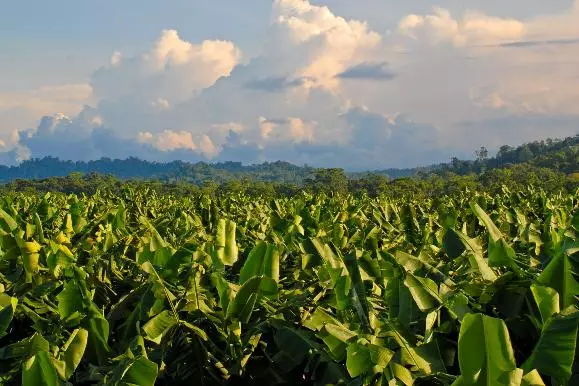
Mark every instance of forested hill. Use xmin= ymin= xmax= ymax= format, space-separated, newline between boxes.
xmin=436 ymin=134 xmax=578 ymax=176
xmin=0 ymin=158 xmax=313 ymax=184
xmin=0 ymin=134 xmax=577 ymax=184
xmin=0 ymin=157 xmax=413 ymax=184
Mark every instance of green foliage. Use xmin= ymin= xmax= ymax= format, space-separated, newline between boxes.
xmin=305 ymin=168 xmax=349 ymax=195
xmin=0 ymin=186 xmax=577 ymax=385
xmin=453 ymin=313 xmax=519 ymax=385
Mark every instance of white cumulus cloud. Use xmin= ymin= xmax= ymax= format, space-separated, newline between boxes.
xmin=259 ymin=116 xmax=315 ymax=143
xmin=91 ymin=29 xmax=241 ymax=104
xmin=267 ymin=0 xmax=384 ymax=90
xmin=399 ymin=7 xmax=525 ymax=46
xmin=138 ymin=129 xmax=197 ymax=152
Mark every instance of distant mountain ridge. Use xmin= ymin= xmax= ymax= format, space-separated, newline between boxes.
xmin=0 ymin=134 xmax=577 ymax=184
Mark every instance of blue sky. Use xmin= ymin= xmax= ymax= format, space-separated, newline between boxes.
xmin=1 ymin=0 xmax=578 ymax=169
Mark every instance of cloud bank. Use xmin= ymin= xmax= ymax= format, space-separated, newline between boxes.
xmin=1 ymin=0 xmax=578 ymax=169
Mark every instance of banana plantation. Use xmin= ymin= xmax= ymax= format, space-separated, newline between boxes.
xmin=0 ymin=186 xmax=577 ymax=385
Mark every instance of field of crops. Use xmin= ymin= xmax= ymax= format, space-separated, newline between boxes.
xmin=0 ymin=187 xmax=578 ymax=385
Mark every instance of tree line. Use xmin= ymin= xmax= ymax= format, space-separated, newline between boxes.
xmin=1 ymin=134 xmax=577 ymax=197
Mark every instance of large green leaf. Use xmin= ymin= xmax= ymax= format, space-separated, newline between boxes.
xmin=273 ymin=327 xmax=314 ymax=371
xmin=53 ymin=328 xmax=88 ymax=381
xmin=521 ymin=370 xmax=545 ymax=386
xmin=107 ymin=336 xmax=159 ymax=386
xmin=404 ymin=272 xmax=442 ymax=312
xmin=82 ymin=314 xmax=111 ymax=365
xmin=530 ymin=284 xmax=559 ymax=323
xmin=212 ymin=273 xmax=235 ymax=313
xmin=0 ymin=333 xmax=50 ymax=361
xmin=22 ymin=351 xmax=59 ymax=386
xmin=227 ymin=276 xmax=272 ymax=322
xmin=403 ymin=340 xmax=447 ymax=374
xmin=310 ymin=238 xmax=343 ymax=270
xmin=452 ymin=313 xmax=519 ymax=386
xmin=309 ymin=239 xmax=351 ymax=310
xmin=488 ymin=239 xmax=518 ymax=269
xmin=470 ymin=202 xmax=502 ymax=237
xmin=346 ymin=341 xmax=394 ymax=378
xmin=0 ymin=207 xmax=18 ymax=233
xmin=120 ymin=356 xmax=159 ymax=386
xmin=537 ymin=251 xmax=579 ymax=309
xmin=522 ymin=307 xmax=579 ymax=383
xmin=136 ymin=225 xmax=174 ymax=268
xmin=444 ymin=229 xmax=497 ymax=281
xmin=343 ymin=250 xmax=371 ymax=331
xmin=346 ymin=342 xmax=372 ymax=378
xmin=386 ymin=362 xmax=414 ymax=386
xmin=142 ymin=310 xmax=178 ymax=344
xmin=239 ymin=241 xmax=280 ymax=293
xmin=303 ymin=308 xmax=344 ymax=332
xmin=56 ymin=280 xmax=85 ymax=320
xmin=393 ymin=251 xmax=452 ymax=285
xmin=62 ymin=328 xmax=88 ymax=379
xmin=443 ymin=228 xmax=466 ymax=259
xmin=318 ymin=323 xmax=357 ymax=360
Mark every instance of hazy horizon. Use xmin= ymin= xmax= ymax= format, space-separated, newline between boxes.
xmin=1 ymin=0 xmax=578 ymax=169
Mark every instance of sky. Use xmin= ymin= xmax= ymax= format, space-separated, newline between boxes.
xmin=0 ymin=0 xmax=578 ymax=170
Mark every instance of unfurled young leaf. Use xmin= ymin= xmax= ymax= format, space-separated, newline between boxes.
xmin=215 ymin=218 xmax=238 ymax=266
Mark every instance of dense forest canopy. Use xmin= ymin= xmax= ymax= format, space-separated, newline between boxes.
xmin=1 ymin=135 xmax=576 ymax=185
